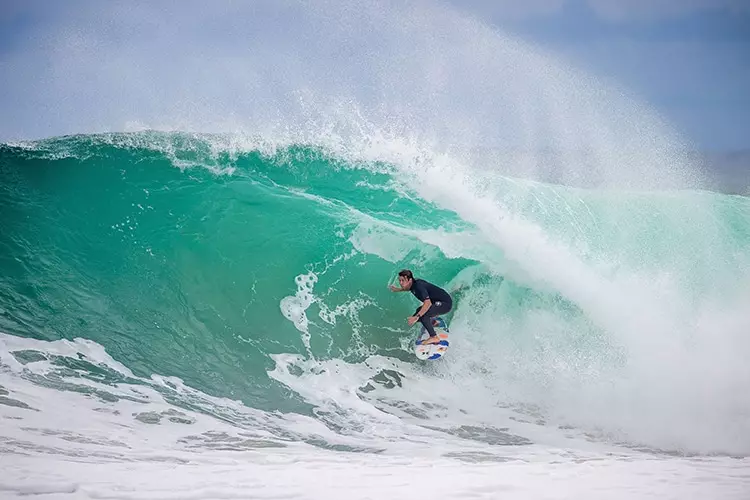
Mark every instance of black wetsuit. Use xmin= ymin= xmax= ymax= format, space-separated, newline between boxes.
xmin=410 ymin=279 xmax=453 ymax=337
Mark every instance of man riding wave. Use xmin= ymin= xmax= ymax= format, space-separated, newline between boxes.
xmin=389 ymin=269 xmax=453 ymax=345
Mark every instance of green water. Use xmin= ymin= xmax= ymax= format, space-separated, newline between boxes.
xmin=0 ymin=133 xmax=472 ymax=410
xmin=1 ymin=131 xmax=749 ymax=422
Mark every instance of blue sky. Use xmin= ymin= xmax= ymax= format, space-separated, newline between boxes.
xmin=0 ymin=0 xmax=747 ymax=154
xmin=446 ymin=0 xmax=749 ymax=152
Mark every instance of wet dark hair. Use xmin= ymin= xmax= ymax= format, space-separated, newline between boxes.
xmin=398 ymin=269 xmax=414 ymax=280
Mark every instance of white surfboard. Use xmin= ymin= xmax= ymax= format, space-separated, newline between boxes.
xmin=414 ymin=316 xmax=450 ymax=360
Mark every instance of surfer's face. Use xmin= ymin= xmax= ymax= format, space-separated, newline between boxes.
xmin=398 ymin=276 xmax=412 ymax=289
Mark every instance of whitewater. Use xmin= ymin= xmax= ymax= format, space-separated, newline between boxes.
xmin=1 ymin=1 xmax=749 ymax=498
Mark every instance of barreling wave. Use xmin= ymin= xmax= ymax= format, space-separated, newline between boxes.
xmin=1 ymin=131 xmax=749 ymax=457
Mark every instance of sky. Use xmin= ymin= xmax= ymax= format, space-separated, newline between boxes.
xmin=0 ymin=0 xmax=748 ymax=156
xmin=446 ymin=0 xmax=750 ymax=152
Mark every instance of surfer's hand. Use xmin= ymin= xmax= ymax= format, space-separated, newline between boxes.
xmin=407 ymin=316 xmax=419 ymax=326
xmin=389 ymin=285 xmax=400 ymax=292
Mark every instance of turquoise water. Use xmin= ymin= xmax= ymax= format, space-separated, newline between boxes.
xmin=1 ymin=131 xmax=749 ymax=456
xmin=0 ymin=133 xmax=471 ymax=412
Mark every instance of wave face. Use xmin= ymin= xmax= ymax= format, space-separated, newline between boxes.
xmin=1 ymin=132 xmax=749 ymax=462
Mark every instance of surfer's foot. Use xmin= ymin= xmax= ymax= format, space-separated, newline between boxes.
xmin=423 ymin=336 xmax=441 ymax=345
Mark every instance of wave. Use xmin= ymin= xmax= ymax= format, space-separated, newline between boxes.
xmin=1 ymin=133 xmax=749 ymax=457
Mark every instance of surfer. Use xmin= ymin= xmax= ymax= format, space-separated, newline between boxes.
xmin=389 ymin=269 xmax=452 ymax=345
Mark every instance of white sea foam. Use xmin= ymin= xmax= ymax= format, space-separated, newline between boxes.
xmin=3 ymin=453 xmax=748 ymax=500
xmin=2 ymin=332 xmax=749 ymax=499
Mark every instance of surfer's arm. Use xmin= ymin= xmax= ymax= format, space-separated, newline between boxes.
xmin=414 ymin=299 xmax=432 ymax=318
xmin=389 ymin=285 xmax=407 ymax=292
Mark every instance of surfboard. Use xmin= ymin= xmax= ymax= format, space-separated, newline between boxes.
xmin=414 ymin=316 xmax=450 ymax=360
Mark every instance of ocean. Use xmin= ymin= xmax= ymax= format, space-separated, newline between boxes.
xmin=1 ymin=131 xmax=749 ymax=498
xmin=1 ymin=1 xmax=750 ymax=498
